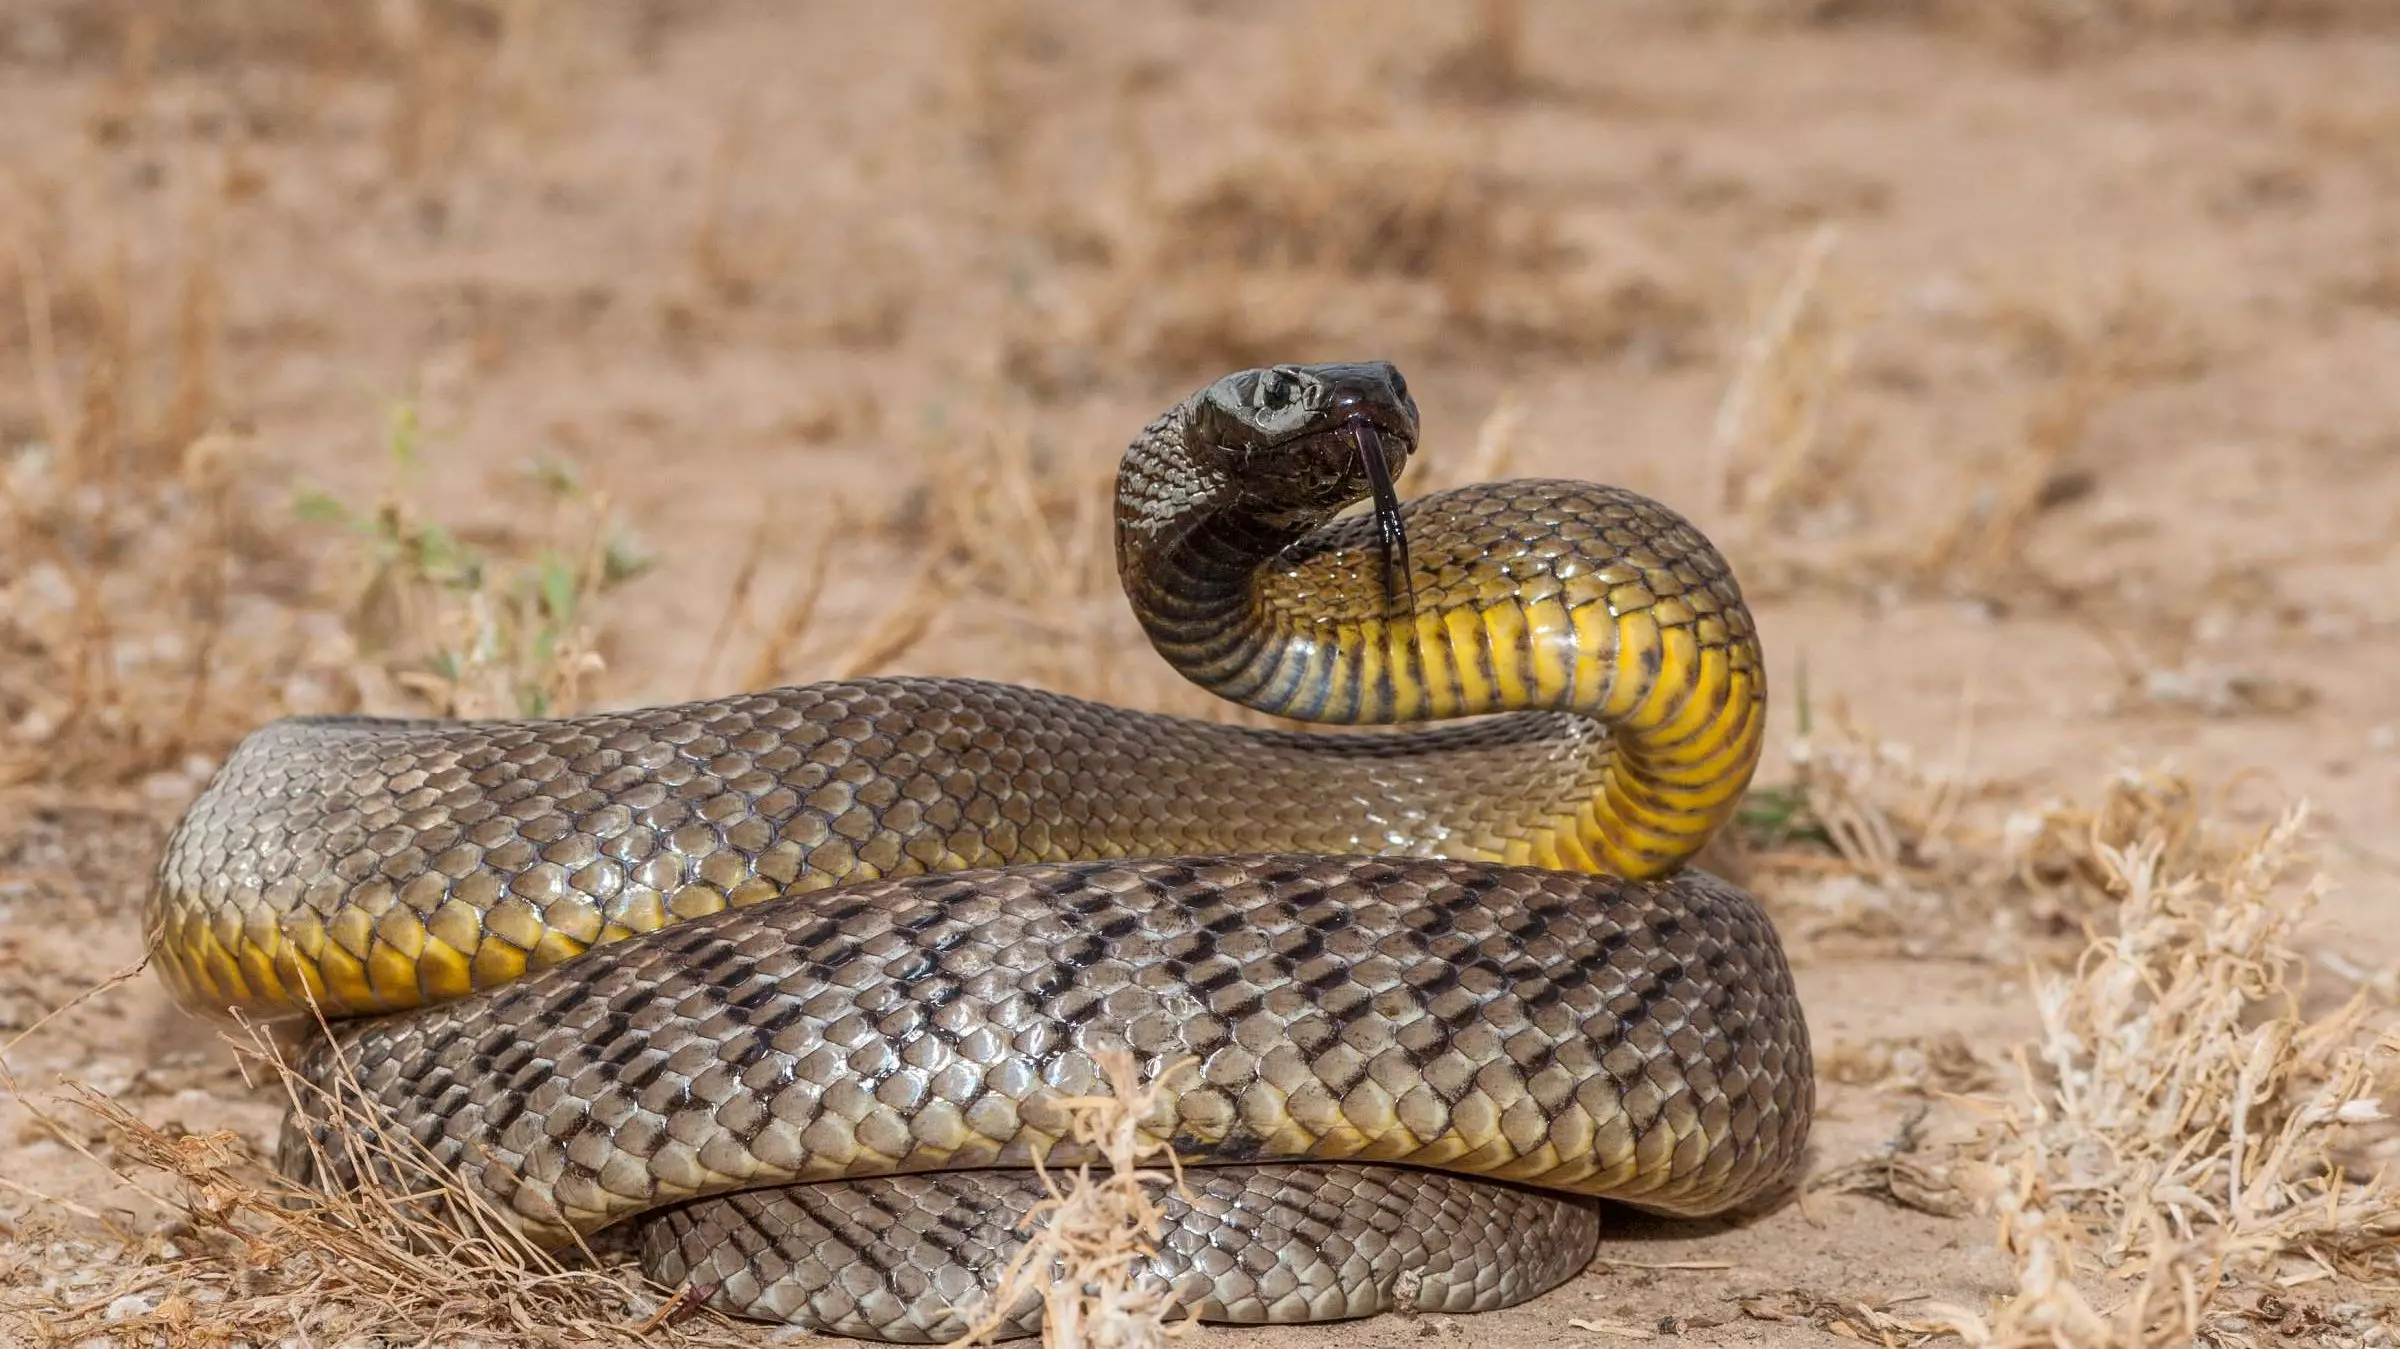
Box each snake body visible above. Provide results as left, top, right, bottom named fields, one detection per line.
left=146, top=363, right=1812, bottom=1341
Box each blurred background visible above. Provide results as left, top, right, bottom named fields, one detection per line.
left=3, top=1, right=2394, bottom=786
left=3, top=3, right=2399, bottom=1345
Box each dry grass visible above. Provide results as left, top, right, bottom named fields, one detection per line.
left=1925, top=805, right=2400, bottom=1347
left=1727, top=675, right=2312, bottom=957
left=0, top=342, right=643, bottom=783
left=1692, top=229, right=2331, bottom=743
left=1705, top=225, right=1856, bottom=521
left=1914, top=278, right=2207, bottom=604
left=1691, top=230, right=2231, bottom=632
left=1697, top=223, right=1876, bottom=596
left=906, top=388, right=1131, bottom=701
left=1, top=198, right=310, bottom=793
left=0, top=4, right=602, bottom=792
left=1768, top=743, right=2400, bottom=1346
left=1717, top=699, right=2003, bottom=955
left=955, top=1053, right=1204, bottom=1349
left=1749, top=685, right=2399, bottom=1346
left=4, top=1003, right=1212, bottom=1347
left=0, top=1002, right=748, bottom=1347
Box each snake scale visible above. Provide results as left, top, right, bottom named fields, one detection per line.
left=145, top=362, right=1813, bottom=1342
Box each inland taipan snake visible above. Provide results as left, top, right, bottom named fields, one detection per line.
left=144, top=362, right=1814, bottom=1341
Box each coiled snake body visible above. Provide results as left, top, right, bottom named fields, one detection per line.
left=146, top=363, right=1812, bottom=1342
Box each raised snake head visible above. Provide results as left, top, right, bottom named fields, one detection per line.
left=1184, top=361, right=1421, bottom=531
left=1114, top=361, right=1424, bottom=609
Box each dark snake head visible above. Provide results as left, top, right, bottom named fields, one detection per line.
left=1188, top=362, right=1419, bottom=512
left=1186, top=362, right=1422, bottom=605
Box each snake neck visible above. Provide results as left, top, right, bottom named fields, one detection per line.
left=1113, top=385, right=1768, bottom=883
left=1115, top=408, right=1323, bottom=652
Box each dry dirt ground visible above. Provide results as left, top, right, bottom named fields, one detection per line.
left=4, top=3, right=2400, bottom=1347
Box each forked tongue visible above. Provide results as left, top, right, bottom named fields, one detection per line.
left=1354, top=418, right=1415, bottom=615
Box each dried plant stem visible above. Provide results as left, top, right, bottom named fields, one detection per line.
left=1928, top=804, right=2400, bottom=1348
left=953, top=1052, right=1202, bottom=1349
left=1707, top=223, right=1850, bottom=528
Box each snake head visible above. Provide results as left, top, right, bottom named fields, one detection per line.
left=1118, top=361, right=1424, bottom=612
left=1188, top=362, right=1420, bottom=526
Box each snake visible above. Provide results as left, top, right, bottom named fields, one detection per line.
left=144, top=361, right=1813, bottom=1342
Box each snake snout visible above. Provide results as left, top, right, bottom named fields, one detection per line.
left=1297, top=361, right=1417, bottom=447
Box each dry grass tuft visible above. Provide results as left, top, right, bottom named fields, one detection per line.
left=1926, top=806, right=2400, bottom=1347
left=956, top=1052, right=1204, bottom=1349
left=1728, top=690, right=2301, bottom=967
left=1, top=219, right=308, bottom=792
left=1704, top=223, right=1872, bottom=565
left=1994, top=764, right=2247, bottom=912
left=0, top=1011, right=742, bottom=1347
left=4, top=175, right=645, bottom=792
left=1722, top=698, right=2009, bottom=955
left=911, top=392, right=1121, bottom=693
left=1777, top=751, right=2400, bottom=1344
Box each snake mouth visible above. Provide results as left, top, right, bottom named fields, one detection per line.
left=1255, top=398, right=1414, bottom=454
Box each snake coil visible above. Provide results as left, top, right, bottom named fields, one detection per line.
left=147, top=362, right=1811, bottom=1342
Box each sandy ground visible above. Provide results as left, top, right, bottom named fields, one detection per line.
left=3, top=3, right=2399, bottom=1346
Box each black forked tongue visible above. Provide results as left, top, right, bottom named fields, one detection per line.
left=1353, top=418, right=1415, bottom=616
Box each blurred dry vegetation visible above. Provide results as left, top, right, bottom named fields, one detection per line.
left=4, top=1, right=2400, bottom=1347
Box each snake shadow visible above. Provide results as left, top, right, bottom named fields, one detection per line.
left=1585, top=1143, right=1824, bottom=1253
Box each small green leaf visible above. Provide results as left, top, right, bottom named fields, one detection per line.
left=538, top=552, right=577, bottom=621
left=1734, top=784, right=1835, bottom=851
left=292, top=491, right=357, bottom=527
left=387, top=401, right=424, bottom=471
left=1736, top=786, right=1801, bottom=827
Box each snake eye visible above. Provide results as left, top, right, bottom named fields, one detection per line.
left=1260, top=372, right=1297, bottom=411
